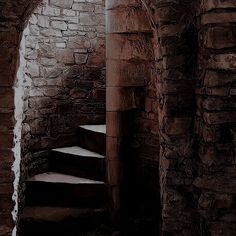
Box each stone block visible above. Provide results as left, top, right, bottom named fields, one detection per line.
left=106, top=87, right=137, bottom=111
left=208, top=54, right=236, bottom=70
left=68, top=23, right=80, bottom=30
left=201, top=12, right=236, bottom=25
left=38, top=15, right=49, bottom=28
left=204, top=26, right=236, bottom=49
left=29, top=14, right=37, bottom=24
left=80, top=12, right=97, bottom=26
left=106, top=34, right=153, bottom=61
left=41, top=28, right=62, bottom=37
left=107, top=160, right=123, bottom=186
left=25, top=48, right=37, bottom=60
left=68, top=36, right=91, bottom=49
left=204, top=70, right=236, bottom=87
left=51, top=0, right=73, bottom=9
left=42, top=5, right=60, bottom=16
left=204, top=112, right=236, bottom=125
left=26, top=62, right=40, bottom=78
left=51, top=20, right=67, bottom=30
left=30, top=119, right=48, bottom=135
left=87, top=52, right=105, bottom=68
left=201, top=0, right=236, bottom=12
left=74, top=53, right=88, bottom=64
left=56, top=49, right=74, bottom=64
left=62, top=9, right=76, bottom=16
left=29, top=25, right=40, bottom=36
left=39, top=57, right=57, bottom=66
left=72, top=3, right=95, bottom=11
left=55, top=42, right=66, bottom=48
left=194, top=176, right=236, bottom=194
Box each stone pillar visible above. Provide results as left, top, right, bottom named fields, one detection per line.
left=106, top=0, right=152, bottom=217
left=148, top=1, right=199, bottom=234
left=194, top=1, right=236, bottom=235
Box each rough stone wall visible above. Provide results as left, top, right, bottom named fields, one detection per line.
left=21, top=0, right=105, bottom=178
left=194, top=1, right=236, bottom=235
left=2, top=0, right=236, bottom=236
left=0, top=1, right=42, bottom=235
left=150, top=2, right=199, bottom=234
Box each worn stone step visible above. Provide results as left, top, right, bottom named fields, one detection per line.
left=49, top=146, right=106, bottom=181
left=25, top=172, right=108, bottom=208
left=19, top=206, right=111, bottom=236
left=77, top=125, right=106, bottom=156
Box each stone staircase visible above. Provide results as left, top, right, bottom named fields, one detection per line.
left=19, top=125, right=110, bottom=236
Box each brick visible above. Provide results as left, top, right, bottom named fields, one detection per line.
left=201, top=12, right=236, bottom=25
left=204, top=70, right=236, bottom=87
left=200, top=0, right=236, bottom=12
left=51, top=0, right=73, bottom=8
left=51, top=20, right=67, bottom=30
left=208, top=54, right=236, bottom=70
left=204, top=112, right=236, bottom=125
left=199, top=192, right=233, bottom=209
left=204, top=26, right=236, bottom=49
left=194, top=176, right=236, bottom=194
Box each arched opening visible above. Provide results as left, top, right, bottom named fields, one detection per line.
left=17, top=0, right=106, bottom=235
left=5, top=0, right=235, bottom=236
left=1, top=1, right=199, bottom=235
left=14, top=0, right=162, bottom=235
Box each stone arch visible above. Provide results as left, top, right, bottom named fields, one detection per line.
left=0, top=2, right=43, bottom=235
left=19, top=0, right=106, bottom=201
left=0, top=0, right=106, bottom=235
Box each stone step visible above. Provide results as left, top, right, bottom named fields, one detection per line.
left=49, top=146, right=106, bottom=181
left=77, top=125, right=106, bottom=156
left=19, top=206, right=111, bottom=236
left=25, top=172, right=108, bottom=208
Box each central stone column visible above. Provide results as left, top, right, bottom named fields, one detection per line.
left=106, top=0, right=152, bottom=218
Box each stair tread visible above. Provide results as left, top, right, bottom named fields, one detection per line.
left=22, top=206, right=106, bottom=222
left=27, top=172, right=104, bottom=185
left=52, top=146, right=104, bottom=158
left=79, top=125, right=106, bottom=134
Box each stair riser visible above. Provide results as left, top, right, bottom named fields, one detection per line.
left=77, top=128, right=106, bottom=155
left=19, top=211, right=110, bottom=236
left=25, top=182, right=108, bottom=208
left=49, top=152, right=106, bottom=181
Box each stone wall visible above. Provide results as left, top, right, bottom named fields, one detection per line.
left=0, top=1, right=42, bottom=235
left=2, top=0, right=236, bottom=235
left=21, top=0, right=105, bottom=179
left=194, top=1, right=236, bottom=235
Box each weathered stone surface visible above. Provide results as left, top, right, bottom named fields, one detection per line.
left=1, top=1, right=236, bottom=236
left=201, top=12, right=236, bottom=25
left=194, top=176, right=236, bottom=194
left=204, top=112, right=236, bottom=125
left=106, top=6, right=150, bottom=33
left=204, top=26, right=236, bottom=49
left=208, top=54, right=236, bottom=70
left=200, top=0, right=236, bottom=12
left=106, top=34, right=153, bottom=61
left=18, top=0, right=106, bottom=218
left=51, top=0, right=73, bottom=9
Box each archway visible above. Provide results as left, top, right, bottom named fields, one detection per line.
left=2, top=0, right=236, bottom=236
left=0, top=0, right=106, bottom=235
